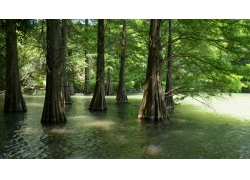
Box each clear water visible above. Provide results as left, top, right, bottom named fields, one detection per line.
left=0, top=92, right=250, bottom=159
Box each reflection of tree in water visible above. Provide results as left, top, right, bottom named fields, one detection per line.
left=64, top=95, right=91, bottom=116
left=115, top=103, right=128, bottom=119
left=0, top=113, right=26, bottom=158
left=41, top=123, right=70, bottom=159
left=138, top=119, right=170, bottom=158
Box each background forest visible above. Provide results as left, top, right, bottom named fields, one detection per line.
left=1, top=19, right=250, bottom=102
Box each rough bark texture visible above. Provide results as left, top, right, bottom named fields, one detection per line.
left=165, top=19, right=174, bottom=108
left=4, top=19, right=27, bottom=113
left=105, top=68, right=114, bottom=95
left=89, top=19, right=107, bottom=111
left=41, top=19, right=66, bottom=124
left=138, top=19, right=167, bottom=120
left=84, top=19, right=91, bottom=94
left=116, top=19, right=128, bottom=103
left=61, top=19, right=72, bottom=104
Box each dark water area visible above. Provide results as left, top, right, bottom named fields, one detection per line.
left=1, top=92, right=250, bottom=159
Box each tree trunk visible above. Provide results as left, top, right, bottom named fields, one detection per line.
left=61, top=19, right=72, bottom=104
left=68, top=72, right=75, bottom=95
left=89, top=19, right=107, bottom=111
left=84, top=51, right=90, bottom=94
left=84, top=19, right=91, bottom=94
left=116, top=19, right=128, bottom=103
left=4, top=19, right=27, bottom=112
left=165, top=19, right=174, bottom=108
left=105, top=68, right=114, bottom=95
left=67, top=49, right=75, bottom=95
left=105, top=20, right=114, bottom=96
left=138, top=19, right=168, bottom=120
left=41, top=19, right=66, bottom=124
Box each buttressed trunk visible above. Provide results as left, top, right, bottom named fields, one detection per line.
left=138, top=19, right=168, bottom=120
left=4, top=19, right=27, bottom=112
left=41, top=19, right=66, bottom=124
left=89, top=19, right=107, bottom=111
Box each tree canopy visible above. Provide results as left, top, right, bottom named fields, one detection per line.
left=1, top=19, right=250, bottom=113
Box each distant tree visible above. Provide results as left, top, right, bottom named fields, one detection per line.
left=89, top=19, right=107, bottom=111
left=165, top=19, right=174, bottom=108
left=84, top=19, right=91, bottom=94
left=61, top=19, right=72, bottom=104
left=4, top=19, right=27, bottom=112
left=138, top=19, right=168, bottom=120
left=116, top=19, right=128, bottom=103
left=105, top=19, right=114, bottom=95
left=106, top=67, right=114, bottom=95
left=67, top=49, right=75, bottom=95
left=41, top=19, right=66, bottom=123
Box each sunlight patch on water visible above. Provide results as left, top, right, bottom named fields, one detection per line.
left=145, top=144, right=162, bottom=155
left=83, top=121, right=115, bottom=130
left=43, top=128, right=71, bottom=134
left=127, top=94, right=143, bottom=99
left=171, top=130, right=186, bottom=135
left=67, top=115, right=94, bottom=122
left=21, top=127, right=38, bottom=135
left=171, top=118, right=187, bottom=123
left=49, top=128, right=70, bottom=134
left=68, top=115, right=115, bottom=130
left=26, top=102, right=44, bottom=107
left=181, top=93, right=250, bottom=121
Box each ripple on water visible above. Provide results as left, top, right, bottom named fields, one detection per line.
left=111, top=134, right=128, bottom=145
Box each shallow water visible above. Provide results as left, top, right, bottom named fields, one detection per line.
left=0, top=92, right=250, bottom=159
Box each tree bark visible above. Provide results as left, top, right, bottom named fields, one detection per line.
left=138, top=19, right=168, bottom=120
left=165, top=19, right=174, bottom=108
left=41, top=19, right=66, bottom=123
left=105, top=68, right=114, bottom=95
left=67, top=49, right=75, bottom=95
left=68, top=80, right=75, bottom=95
left=61, top=19, right=72, bottom=104
left=84, top=51, right=90, bottom=94
left=4, top=19, right=27, bottom=112
left=116, top=19, right=128, bottom=103
left=89, top=19, right=107, bottom=111
left=84, top=19, right=91, bottom=94
left=105, top=20, right=114, bottom=96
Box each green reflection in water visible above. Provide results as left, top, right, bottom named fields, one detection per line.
left=0, top=93, right=250, bottom=159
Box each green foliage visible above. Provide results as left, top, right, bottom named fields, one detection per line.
left=2, top=19, right=250, bottom=100
left=17, top=20, right=46, bottom=89
left=159, top=19, right=250, bottom=102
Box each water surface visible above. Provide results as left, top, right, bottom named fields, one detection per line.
left=0, top=92, right=250, bottom=159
